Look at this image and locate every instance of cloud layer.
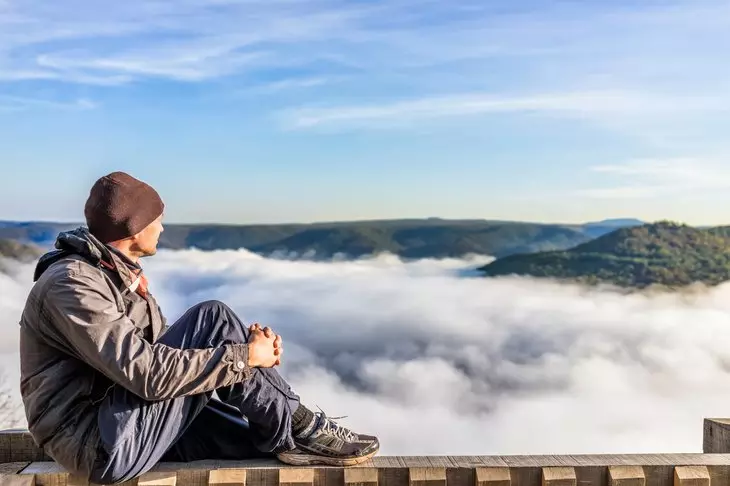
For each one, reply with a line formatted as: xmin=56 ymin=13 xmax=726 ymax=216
xmin=3 ymin=249 xmax=730 ymax=454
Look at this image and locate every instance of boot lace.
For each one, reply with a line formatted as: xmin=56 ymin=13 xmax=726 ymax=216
xmin=315 ymin=406 xmax=355 ymax=442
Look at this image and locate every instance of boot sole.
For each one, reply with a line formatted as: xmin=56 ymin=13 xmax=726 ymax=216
xmin=276 ymin=448 xmax=379 ymax=467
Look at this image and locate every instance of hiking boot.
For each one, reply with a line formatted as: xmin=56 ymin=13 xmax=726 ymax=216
xmin=277 ymin=411 xmax=380 ymax=466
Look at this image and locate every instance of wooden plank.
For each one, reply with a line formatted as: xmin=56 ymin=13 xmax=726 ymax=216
xmin=403 ymin=458 xmax=436 ymax=468
xmin=178 ymin=468 xmax=210 ymax=486
xmin=321 ymin=468 xmax=345 ymax=486
xmin=704 ymin=419 xmax=730 ymax=453
xmin=400 ymin=458 xmax=456 ymax=468
xmin=219 ymin=459 xmax=280 ymax=470
xmin=279 ymin=469 xmax=314 ymax=486
xmin=575 ymin=466 xmax=606 ymax=486
xmin=19 ymin=462 xmax=69 ymax=486
xmin=642 ymin=466 xmax=673 ymax=486
xmin=542 ymin=467 xmax=576 ymax=486
xmin=609 ymin=466 xmax=645 ymax=486
xmin=371 ymin=457 xmax=407 ymax=468
xmin=345 ymin=468 xmax=379 ymax=486
xmin=137 ymin=471 xmax=177 ymax=486
xmin=674 ymin=467 xmax=710 ymax=486
xmin=0 ymin=463 xmax=31 ymax=475
xmin=209 ymin=469 xmax=247 ymax=486
xmin=43 ymin=454 xmax=730 ymax=471
xmin=508 ymin=467 xmax=542 ymax=486
xmin=448 ymin=467 xmax=473 ymax=486
xmin=705 ymin=466 xmax=730 ymax=486
xmin=638 ymin=456 xmax=674 ymax=467
xmin=0 ymin=462 xmax=34 ymax=486
xmin=67 ymin=475 xmax=89 ymax=486
xmin=311 ymin=468 xmax=343 ymax=486
xmin=377 ymin=465 xmax=408 ymax=486
xmin=0 ymin=430 xmax=13 ymax=462
xmin=409 ymin=467 xmax=447 ymax=486
xmin=475 ymin=467 xmax=511 ymax=486
xmin=500 ymin=456 xmax=730 ymax=467
xmin=446 ymin=457 xmax=508 ymax=468
xmin=247 ymin=468 xmax=279 ymax=486
xmin=9 ymin=433 xmax=47 ymax=462
xmin=1 ymin=475 xmax=37 ymax=486
xmin=503 ymin=457 xmax=571 ymax=468
xmin=426 ymin=458 xmax=457 ymax=468
xmin=152 ymin=460 xmax=218 ymax=486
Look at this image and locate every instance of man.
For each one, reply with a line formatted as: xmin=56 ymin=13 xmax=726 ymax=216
xmin=19 ymin=171 xmax=379 ymax=484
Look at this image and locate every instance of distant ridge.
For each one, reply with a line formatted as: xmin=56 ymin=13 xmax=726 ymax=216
xmin=583 ymin=218 xmax=645 ymax=227
xmin=479 ymin=221 xmax=730 ymax=288
xmin=0 ymin=218 xmax=648 ymax=260
xmin=0 ymin=238 xmax=42 ymax=274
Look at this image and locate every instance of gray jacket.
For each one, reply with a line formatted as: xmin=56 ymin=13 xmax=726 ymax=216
xmin=19 ymin=228 xmax=251 ymax=477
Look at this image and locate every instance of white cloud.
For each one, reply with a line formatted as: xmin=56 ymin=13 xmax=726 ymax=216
xmin=576 ymin=186 xmax=670 ymax=199
xmin=3 ymin=0 xmax=730 ymax=134
xmin=1 ymin=0 xmax=730 ymax=93
xmin=580 ymin=158 xmax=730 ymax=199
xmin=4 ymin=249 xmax=730 ymax=455
xmin=282 ymin=91 xmax=728 ymax=129
xmin=249 ymin=77 xmax=335 ymax=94
xmin=0 ymin=0 xmax=371 ymax=85
xmin=0 ymin=259 xmax=36 ymax=429
xmin=0 ymin=95 xmax=97 ymax=112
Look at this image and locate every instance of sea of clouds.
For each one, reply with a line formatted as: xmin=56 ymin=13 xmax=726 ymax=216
xmin=3 ymin=249 xmax=730 ymax=454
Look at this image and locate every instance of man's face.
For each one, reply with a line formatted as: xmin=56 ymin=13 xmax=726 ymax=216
xmin=131 ymin=214 xmax=164 ymax=257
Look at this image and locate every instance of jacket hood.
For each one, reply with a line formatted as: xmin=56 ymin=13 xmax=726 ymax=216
xmin=33 ymin=227 xmax=114 ymax=282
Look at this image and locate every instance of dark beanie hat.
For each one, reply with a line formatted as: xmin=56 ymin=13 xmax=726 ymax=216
xmin=84 ymin=171 xmax=164 ymax=243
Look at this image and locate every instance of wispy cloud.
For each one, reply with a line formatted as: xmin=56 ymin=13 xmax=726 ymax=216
xmin=35 ymin=48 xmax=270 ymax=82
xmin=578 ymin=158 xmax=730 ymax=199
xmin=3 ymin=0 xmax=730 ymax=90
xmin=282 ymin=91 xmax=730 ymax=129
xmin=0 ymin=95 xmax=97 ymax=112
xmin=3 ymin=0 xmax=730 ymax=138
xmin=0 ymin=0 xmax=372 ymax=85
xmin=252 ymin=77 xmax=335 ymax=93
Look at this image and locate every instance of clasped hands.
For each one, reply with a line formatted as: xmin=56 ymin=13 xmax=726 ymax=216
xmin=246 ymin=322 xmax=283 ymax=368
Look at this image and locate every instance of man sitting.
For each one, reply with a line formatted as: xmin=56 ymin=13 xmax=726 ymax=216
xmin=19 ymin=171 xmax=379 ymax=484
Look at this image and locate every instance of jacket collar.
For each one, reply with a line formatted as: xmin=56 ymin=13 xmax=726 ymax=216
xmin=34 ymin=227 xmax=141 ymax=294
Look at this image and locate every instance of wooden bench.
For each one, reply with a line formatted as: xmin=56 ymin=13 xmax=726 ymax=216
xmin=3 ymin=420 xmax=730 ymax=486
xmin=4 ymin=456 xmax=730 ymax=486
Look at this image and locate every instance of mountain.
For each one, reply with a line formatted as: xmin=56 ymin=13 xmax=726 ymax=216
xmin=479 ymin=221 xmax=730 ymax=288
xmin=583 ymin=218 xmax=645 ymax=228
xmin=580 ymin=218 xmax=646 ymax=238
xmin=0 ymin=218 xmax=642 ymax=260
xmin=0 ymin=239 xmax=42 ymax=261
xmin=0 ymin=238 xmax=42 ymax=274
xmin=0 ymin=221 xmax=77 ymax=246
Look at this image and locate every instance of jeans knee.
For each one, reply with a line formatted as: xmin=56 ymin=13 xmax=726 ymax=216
xmin=195 ymin=299 xmax=232 ymax=314
xmin=192 ymin=300 xmax=247 ymax=341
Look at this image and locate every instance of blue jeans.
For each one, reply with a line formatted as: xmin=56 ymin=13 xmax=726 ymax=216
xmin=89 ymin=301 xmax=300 ymax=484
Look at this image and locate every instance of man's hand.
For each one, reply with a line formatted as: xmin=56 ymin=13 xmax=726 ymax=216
xmin=247 ymin=323 xmax=283 ymax=368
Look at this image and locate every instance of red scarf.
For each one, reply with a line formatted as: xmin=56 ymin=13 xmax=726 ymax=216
xmin=100 ymin=259 xmax=149 ymax=298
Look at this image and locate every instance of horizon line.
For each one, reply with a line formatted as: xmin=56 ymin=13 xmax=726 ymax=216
xmin=0 ymin=216 xmax=654 ymax=228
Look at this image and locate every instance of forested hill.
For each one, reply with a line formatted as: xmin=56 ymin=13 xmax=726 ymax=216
xmin=479 ymin=222 xmax=730 ymax=288
xmin=0 ymin=239 xmax=42 ymax=274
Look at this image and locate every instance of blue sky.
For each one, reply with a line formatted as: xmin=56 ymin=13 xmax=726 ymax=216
xmin=2 ymin=0 xmax=730 ymax=225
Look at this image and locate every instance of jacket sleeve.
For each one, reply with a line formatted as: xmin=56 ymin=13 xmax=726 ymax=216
xmin=41 ymin=267 xmax=252 ymax=401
